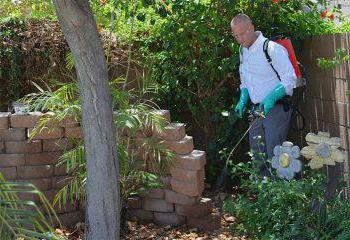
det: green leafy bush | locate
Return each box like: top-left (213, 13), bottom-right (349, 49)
top-left (136, 0), bottom-right (339, 177)
top-left (224, 170), bottom-right (350, 240)
top-left (317, 48), bottom-right (350, 70)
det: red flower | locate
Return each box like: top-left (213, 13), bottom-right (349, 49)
top-left (272, 0), bottom-right (288, 3)
top-left (329, 13), bottom-right (335, 20)
top-left (321, 9), bottom-right (329, 19)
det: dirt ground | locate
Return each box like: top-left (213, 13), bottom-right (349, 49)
top-left (55, 190), bottom-right (249, 240)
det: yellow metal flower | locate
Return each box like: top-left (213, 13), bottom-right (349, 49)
top-left (300, 132), bottom-right (345, 169)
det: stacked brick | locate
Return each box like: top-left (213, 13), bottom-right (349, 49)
top-left (0, 112), bottom-right (83, 226)
top-left (126, 110), bottom-right (220, 231)
top-left (0, 110), bottom-right (218, 230)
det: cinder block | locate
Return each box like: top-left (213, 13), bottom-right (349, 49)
top-left (54, 201), bottom-right (77, 214)
top-left (52, 176), bottom-right (70, 189)
top-left (175, 198), bottom-right (212, 218)
top-left (17, 165), bottom-right (53, 179)
top-left (55, 210), bottom-right (84, 227)
top-left (152, 110), bottom-right (171, 124)
top-left (173, 150), bottom-right (206, 170)
top-left (65, 127), bottom-right (83, 139)
top-left (159, 176), bottom-right (171, 188)
top-left (0, 112), bottom-right (10, 129)
top-left (54, 165), bottom-right (68, 176)
top-left (28, 127), bottom-right (64, 140)
top-left (127, 196), bottom-right (142, 209)
top-left (0, 128), bottom-right (26, 141)
top-left (0, 142), bottom-right (4, 153)
top-left (139, 188), bottom-right (165, 199)
top-left (43, 138), bottom-right (74, 152)
top-left (154, 212), bottom-right (186, 226)
top-left (127, 209), bottom-right (153, 223)
top-left (17, 190), bottom-right (59, 204)
top-left (0, 167), bottom-right (17, 179)
top-left (170, 168), bottom-right (204, 183)
top-left (164, 190), bottom-right (199, 205)
top-left (142, 197), bottom-right (174, 212)
top-left (166, 136), bottom-right (194, 154)
top-left (5, 140), bottom-right (42, 154)
top-left (25, 152), bottom-right (61, 165)
top-left (40, 189), bottom-right (58, 203)
top-left (19, 178), bottom-right (52, 191)
top-left (171, 178), bottom-right (204, 197)
top-left (187, 213), bottom-right (221, 231)
top-left (10, 112), bottom-right (43, 128)
top-left (153, 123), bottom-right (186, 141)
top-left (58, 116), bottom-right (79, 128)
top-left (0, 154), bottom-right (25, 167)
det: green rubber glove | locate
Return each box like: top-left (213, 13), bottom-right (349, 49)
top-left (234, 88), bottom-right (249, 118)
top-left (259, 84), bottom-right (286, 116)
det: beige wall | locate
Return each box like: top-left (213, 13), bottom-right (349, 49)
top-left (331, 0), bottom-right (350, 18)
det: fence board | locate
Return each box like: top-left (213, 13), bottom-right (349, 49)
top-left (298, 33), bottom-right (350, 196)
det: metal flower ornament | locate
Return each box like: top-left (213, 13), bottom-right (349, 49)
top-left (300, 132), bottom-right (345, 169)
top-left (272, 141), bottom-right (302, 180)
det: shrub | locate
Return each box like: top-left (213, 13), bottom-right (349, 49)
top-left (224, 169), bottom-right (350, 239)
top-left (137, 0), bottom-right (339, 177)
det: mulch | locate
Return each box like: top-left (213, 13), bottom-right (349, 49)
top-left (55, 190), bottom-right (249, 240)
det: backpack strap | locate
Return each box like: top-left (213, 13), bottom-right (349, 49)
top-left (263, 39), bottom-right (282, 81)
top-left (239, 45), bottom-right (243, 64)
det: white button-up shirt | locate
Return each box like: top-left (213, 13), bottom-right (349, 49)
top-left (239, 31), bottom-right (296, 104)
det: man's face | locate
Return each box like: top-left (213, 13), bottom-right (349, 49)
top-left (231, 22), bottom-right (254, 48)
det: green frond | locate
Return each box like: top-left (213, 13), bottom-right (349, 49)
top-left (0, 173), bottom-right (63, 239)
top-left (21, 77), bottom-right (172, 213)
top-left (65, 52), bottom-right (75, 71)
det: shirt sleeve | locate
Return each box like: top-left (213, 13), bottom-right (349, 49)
top-left (239, 66), bottom-right (247, 89)
top-left (239, 51), bottom-right (247, 90)
top-left (268, 42), bottom-right (296, 96)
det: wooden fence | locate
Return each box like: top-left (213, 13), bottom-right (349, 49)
top-left (291, 32), bottom-right (350, 198)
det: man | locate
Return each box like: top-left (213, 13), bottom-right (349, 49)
top-left (231, 14), bottom-right (296, 176)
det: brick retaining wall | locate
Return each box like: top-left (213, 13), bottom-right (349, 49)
top-left (0, 110), bottom-right (218, 230)
top-left (125, 110), bottom-right (219, 231)
top-left (0, 111), bottom-right (83, 226)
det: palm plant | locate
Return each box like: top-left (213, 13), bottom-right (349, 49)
top-left (0, 173), bottom-right (63, 240)
top-left (21, 73), bottom-right (174, 215)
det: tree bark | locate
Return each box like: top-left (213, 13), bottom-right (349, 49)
top-left (52, 1), bottom-right (120, 239)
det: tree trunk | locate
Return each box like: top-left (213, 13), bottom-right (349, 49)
top-left (52, 1), bottom-right (120, 239)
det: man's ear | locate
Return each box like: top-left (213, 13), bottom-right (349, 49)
top-left (251, 24), bottom-right (255, 32)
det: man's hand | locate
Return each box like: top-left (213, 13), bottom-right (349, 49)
top-left (259, 84), bottom-right (286, 116)
top-left (235, 102), bottom-right (246, 118)
top-left (235, 88), bottom-right (249, 118)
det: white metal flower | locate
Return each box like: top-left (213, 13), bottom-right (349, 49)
top-left (300, 132), bottom-right (345, 169)
top-left (272, 141), bottom-right (302, 180)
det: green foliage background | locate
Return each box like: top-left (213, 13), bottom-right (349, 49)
top-left (224, 172), bottom-right (350, 239)
top-left (135, 0), bottom-right (342, 180)
top-left (0, 0), bottom-right (349, 181)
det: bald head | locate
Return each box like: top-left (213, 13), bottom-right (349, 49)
top-left (230, 14), bottom-right (252, 27)
top-left (230, 14), bottom-right (257, 48)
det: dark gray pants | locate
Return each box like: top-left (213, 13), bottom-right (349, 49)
top-left (249, 104), bottom-right (291, 176)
